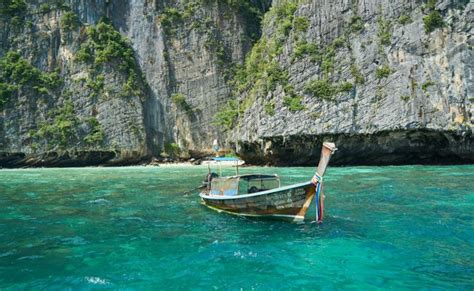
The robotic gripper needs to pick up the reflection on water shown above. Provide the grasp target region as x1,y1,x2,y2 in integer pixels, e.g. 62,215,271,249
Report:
0,165,473,289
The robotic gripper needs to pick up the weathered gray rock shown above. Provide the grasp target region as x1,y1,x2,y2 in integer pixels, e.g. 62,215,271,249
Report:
233,0,473,165
0,0,266,167
0,0,472,167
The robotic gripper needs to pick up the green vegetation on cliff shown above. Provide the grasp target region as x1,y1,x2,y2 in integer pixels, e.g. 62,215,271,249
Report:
0,51,62,109
292,40,319,62
283,95,305,112
84,117,105,146
34,101,79,150
423,10,445,33
215,1,299,129
398,14,412,25
171,93,193,117
60,11,79,31
0,0,27,16
214,99,240,130
304,79,353,101
422,0,445,33
376,64,393,79
264,101,275,116
76,20,142,97
159,0,262,36
377,16,392,46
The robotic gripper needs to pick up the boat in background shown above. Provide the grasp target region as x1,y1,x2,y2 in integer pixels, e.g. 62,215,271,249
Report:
199,142,337,222
200,157,245,166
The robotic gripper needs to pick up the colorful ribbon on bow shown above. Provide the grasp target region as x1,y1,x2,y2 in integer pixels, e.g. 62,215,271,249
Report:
311,172,324,223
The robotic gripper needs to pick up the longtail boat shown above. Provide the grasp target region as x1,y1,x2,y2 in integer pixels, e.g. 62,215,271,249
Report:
199,142,337,222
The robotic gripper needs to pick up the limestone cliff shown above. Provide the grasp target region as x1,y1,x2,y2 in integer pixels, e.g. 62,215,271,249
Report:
0,0,266,166
0,0,472,167
229,0,473,165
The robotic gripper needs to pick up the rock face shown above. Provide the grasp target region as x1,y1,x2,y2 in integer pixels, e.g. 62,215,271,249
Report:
0,0,472,167
0,0,266,167
232,0,474,165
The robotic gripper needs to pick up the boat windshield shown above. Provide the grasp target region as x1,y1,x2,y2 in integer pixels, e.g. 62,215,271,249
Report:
209,175,280,196
238,175,280,195
210,177,239,196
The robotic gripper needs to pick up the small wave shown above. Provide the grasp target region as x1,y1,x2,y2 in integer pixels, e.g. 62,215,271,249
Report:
0,250,15,258
61,236,88,246
18,255,44,260
86,199,111,204
122,216,145,222
233,251,257,259
85,276,110,285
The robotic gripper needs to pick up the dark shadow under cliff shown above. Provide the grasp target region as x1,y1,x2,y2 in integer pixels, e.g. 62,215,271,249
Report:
235,129,474,166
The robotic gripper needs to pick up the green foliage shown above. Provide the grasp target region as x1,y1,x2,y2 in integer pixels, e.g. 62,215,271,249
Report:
176,0,262,38
319,37,346,77
332,36,346,49
273,1,297,20
87,74,104,92
350,15,364,32
279,18,293,36
204,34,228,67
293,16,309,33
398,14,412,25
0,0,27,16
75,46,93,63
220,0,262,18
264,101,275,116
304,79,336,100
164,143,181,157
377,17,392,46
231,1,298,93
423,10,445,33
350,64,365,84
283,95,305,112
292,40,319,62
338,82,354,93
0,51,38,85
375,65,393,79
411,78,418,91
39,3,50,13
304,79,353,100
220,1,302,127
77,20,134,66
54,0,70,10
39,69,63,88
423,0,437,11
35,101,79,149
160,7,182,34
281,84,305,112
84,117,105,146
76,20,142,97
422,80,435,91
400,95,411,102
60,11,79,31
214,99,239,131
85,74,104,98
0,82,15,110
171,93,192,113
0,51,62,108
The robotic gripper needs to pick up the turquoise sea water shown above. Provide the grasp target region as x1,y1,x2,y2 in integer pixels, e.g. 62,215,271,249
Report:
0,165,473,289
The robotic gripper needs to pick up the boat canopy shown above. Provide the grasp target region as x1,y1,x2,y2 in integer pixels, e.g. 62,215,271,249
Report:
210,174,280,196
212,157,240,161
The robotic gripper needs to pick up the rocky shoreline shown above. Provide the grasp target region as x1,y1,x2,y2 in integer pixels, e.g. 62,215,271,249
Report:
236,129,474,166
2,129,473,168
0,151,207,168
